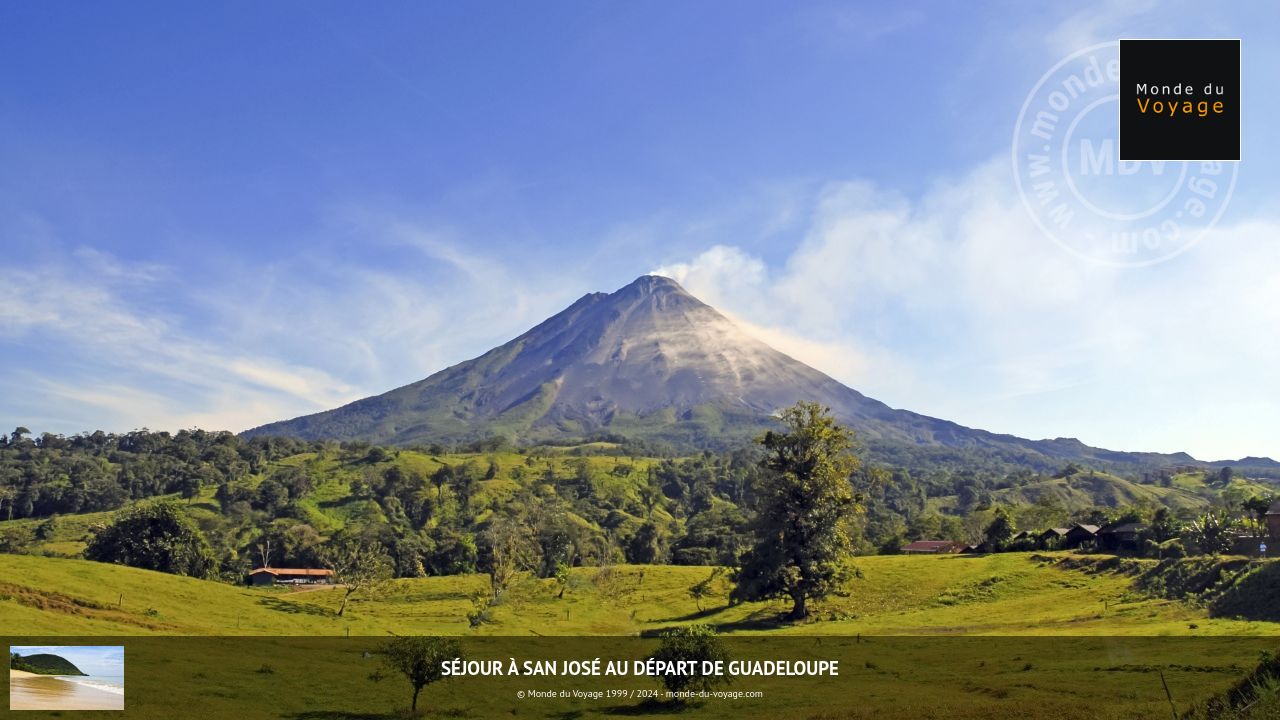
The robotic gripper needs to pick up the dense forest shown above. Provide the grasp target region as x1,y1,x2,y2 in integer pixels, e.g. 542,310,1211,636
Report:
0,426,1275,586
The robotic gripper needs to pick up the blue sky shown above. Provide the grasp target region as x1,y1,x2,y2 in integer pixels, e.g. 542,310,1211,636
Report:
1,1,1277,460
11,646,124,677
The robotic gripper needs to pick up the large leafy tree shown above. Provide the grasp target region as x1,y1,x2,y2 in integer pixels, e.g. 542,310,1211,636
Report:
731,402,860,620
326,534,394,617
84,501,215,577
380,636,462,712
982,507,1016,551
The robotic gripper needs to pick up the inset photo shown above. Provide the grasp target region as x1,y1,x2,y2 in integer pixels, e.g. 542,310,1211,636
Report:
9,646,124,711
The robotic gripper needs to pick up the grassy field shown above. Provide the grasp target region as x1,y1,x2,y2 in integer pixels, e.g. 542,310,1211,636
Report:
4,552,1280,638
6,459,1280,718
6,553,1280,718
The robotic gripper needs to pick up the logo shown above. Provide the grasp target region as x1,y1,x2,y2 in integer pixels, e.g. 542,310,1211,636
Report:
1013,42,1237,267
1119,39,1240,161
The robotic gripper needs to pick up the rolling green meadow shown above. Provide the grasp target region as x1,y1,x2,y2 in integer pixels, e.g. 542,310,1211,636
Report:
5,552,1280,638
5,440,1280,717
6,553,1280,718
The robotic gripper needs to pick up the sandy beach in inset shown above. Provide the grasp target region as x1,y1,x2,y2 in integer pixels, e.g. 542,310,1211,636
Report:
10,669,124,710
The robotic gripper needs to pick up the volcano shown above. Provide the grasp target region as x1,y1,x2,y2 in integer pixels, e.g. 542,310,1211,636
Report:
243,275,1205,469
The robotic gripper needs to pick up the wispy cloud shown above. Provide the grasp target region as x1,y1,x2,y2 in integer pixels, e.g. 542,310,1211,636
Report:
0,254,360,432
654,158,1280,461
0,213,580,436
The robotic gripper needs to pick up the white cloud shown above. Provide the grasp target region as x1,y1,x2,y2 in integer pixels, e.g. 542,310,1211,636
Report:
0,256,362,433
653,157,1280,461
0,216,580,436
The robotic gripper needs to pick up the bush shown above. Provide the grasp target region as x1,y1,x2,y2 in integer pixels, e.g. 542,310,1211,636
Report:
1159,538,1187,559
1141,538,1161,559
647,624,731,697
84,501,215,577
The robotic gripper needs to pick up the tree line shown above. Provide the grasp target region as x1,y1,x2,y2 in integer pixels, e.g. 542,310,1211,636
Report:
2,415,1274,621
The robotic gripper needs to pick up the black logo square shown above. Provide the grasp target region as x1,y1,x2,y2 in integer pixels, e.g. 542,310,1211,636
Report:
1120,39,1240,161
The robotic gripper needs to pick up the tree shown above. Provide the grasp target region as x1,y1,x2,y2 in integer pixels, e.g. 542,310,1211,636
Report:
430,465,453,502
647,625,730,698
1149,507,1182,542
1184,509,1236,556
326,537,393,617
480,513,538,600
380,636,462,712
688,567,725,612
626,521,669,564
1218,466,1235,486
731,402,860,620
637,479,666,520
84,501,215,577
0,486,15,522
982,508,1016,552
1243,496,1275,536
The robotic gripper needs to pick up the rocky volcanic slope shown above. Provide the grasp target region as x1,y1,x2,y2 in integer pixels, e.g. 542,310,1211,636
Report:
243,275,1209,469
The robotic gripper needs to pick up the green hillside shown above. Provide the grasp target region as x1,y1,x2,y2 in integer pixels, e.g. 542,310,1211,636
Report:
5,444,1275,581
5,552,1280,637
993,469,1206,510
928,467,1272,516
1,447,663,559
9,651,86,675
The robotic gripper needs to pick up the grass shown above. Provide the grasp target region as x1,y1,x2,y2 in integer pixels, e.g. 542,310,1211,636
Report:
6,553,1280,718
4,452,1278,716
5,552,1280,638
9,634,1265,720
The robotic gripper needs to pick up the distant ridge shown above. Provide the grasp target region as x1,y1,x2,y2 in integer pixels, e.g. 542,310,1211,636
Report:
244,275,1271,471
11,652,87,676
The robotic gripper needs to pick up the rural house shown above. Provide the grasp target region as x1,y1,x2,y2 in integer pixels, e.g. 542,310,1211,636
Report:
247,567,334,586
1063,524,1101,549
1097,522,1147,552
1038,527,1069,548
1268,500,1280,540
902,540,971,554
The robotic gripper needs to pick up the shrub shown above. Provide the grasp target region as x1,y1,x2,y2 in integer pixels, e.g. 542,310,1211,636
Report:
84,501,215,577
647,624,731,698
1159,538,1187,559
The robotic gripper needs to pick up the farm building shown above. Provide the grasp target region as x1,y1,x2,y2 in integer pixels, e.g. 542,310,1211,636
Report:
1097,522,1147,552
1268,500,1280,540
1063,524,1101,549
247,567,334,586
902,540,971,554
1038,528,1069,548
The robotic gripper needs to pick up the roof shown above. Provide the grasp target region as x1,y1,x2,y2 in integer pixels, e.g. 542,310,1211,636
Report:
248,568,333,576
1039,527,1069,537
1268,500,1280,515
902,540,964,551
1067,524,1100,534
